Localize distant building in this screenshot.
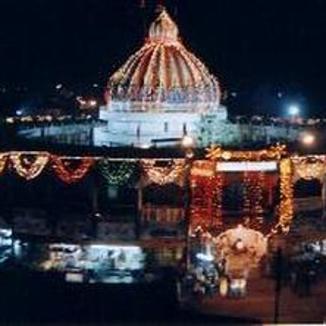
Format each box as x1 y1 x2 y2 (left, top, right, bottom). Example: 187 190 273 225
96 8 227 147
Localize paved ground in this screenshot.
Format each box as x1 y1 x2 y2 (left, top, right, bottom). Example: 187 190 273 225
197 275 326 324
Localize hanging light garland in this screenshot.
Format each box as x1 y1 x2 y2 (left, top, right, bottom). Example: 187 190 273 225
51 156 95 184
271 158 294 235
0 153 8 176
141 159 185 186
99 160 137 186
190 175 215 231
242 171 251 223
206 143 286 161
251 171 264 228
10 152 50 180
212 173 223 228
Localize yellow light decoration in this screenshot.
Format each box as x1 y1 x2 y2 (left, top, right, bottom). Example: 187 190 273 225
242 171 251 222
0 153 8 175
191 160 215 177
206 143 287 161
141 159 185 186
273 158 294 235
212 173 223 228
251 172 264 228
51 156 95 184
10 152 50 180
292 155 326 182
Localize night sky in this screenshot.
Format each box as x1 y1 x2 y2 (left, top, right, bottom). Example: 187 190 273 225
1 0 326 116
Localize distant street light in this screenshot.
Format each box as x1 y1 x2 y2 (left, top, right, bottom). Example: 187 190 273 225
288 104 300 117
301 132 315 146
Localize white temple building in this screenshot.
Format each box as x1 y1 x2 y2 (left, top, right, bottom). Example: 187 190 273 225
96 8 227 147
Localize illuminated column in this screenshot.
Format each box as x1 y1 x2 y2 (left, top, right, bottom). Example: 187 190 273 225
278 158 294 233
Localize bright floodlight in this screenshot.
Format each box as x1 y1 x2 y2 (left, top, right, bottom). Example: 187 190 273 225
288 104 300 116
301 133 315 146
181 135 195 148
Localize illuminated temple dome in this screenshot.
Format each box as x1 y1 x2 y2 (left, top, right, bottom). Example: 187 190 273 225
108 9 221 111
98 7 227 147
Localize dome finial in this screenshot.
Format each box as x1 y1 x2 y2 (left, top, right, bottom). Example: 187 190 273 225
149 6 179 42
155 0 165 13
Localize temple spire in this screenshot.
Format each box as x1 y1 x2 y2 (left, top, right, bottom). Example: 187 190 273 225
156 0 165 13
149 7 179 42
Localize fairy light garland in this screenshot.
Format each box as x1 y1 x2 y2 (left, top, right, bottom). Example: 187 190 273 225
99 160 137 186
10 152 50 180
141 159 185 186
206 143 286 161
51 156 95 184
212 173 223 228
190 175 215 231
242 171 251 222
252 171 264 228
272 158 294 235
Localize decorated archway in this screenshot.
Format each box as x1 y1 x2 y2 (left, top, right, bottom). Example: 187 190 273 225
189 144 294 237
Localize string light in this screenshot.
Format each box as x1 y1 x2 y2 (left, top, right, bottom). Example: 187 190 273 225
206 143 287 161
242 171 251 223
272 158 294 235
108 9 221 108
252 172 264 228
212 173 223 228
190 175 215 231
141 159 185 186
0 154 8 175
51 156 95 184
10 152 50 180
99 160 137 186
191 160 215 177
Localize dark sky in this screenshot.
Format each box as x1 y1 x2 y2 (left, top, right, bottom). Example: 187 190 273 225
1 0 326 115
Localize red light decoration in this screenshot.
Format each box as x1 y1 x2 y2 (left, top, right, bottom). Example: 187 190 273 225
190 160 224 232
51 156 95 184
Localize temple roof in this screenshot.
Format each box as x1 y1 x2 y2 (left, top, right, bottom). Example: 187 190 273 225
108 8 221 109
